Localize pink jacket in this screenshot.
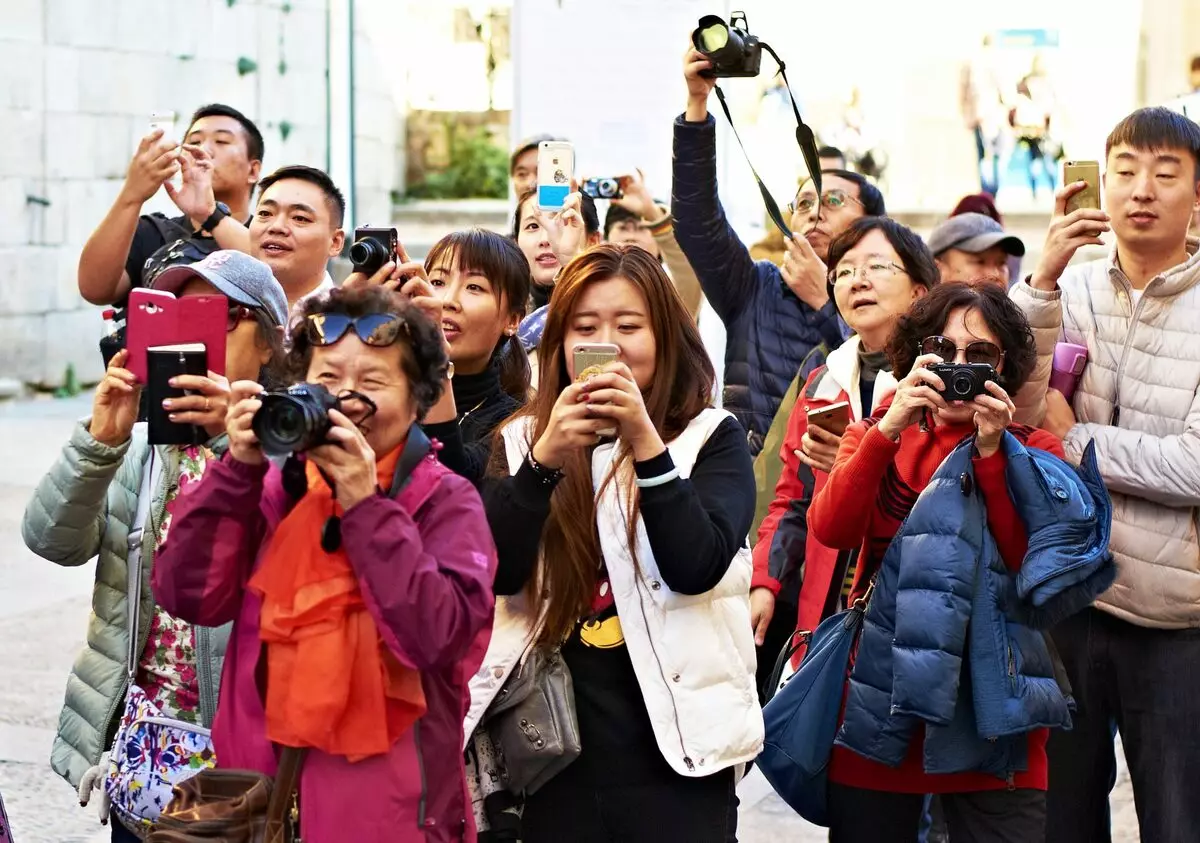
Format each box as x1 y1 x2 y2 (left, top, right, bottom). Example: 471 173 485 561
152 451 497 843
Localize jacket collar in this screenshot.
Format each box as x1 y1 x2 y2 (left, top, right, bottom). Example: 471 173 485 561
1107 236 1200 298
815 335 899 419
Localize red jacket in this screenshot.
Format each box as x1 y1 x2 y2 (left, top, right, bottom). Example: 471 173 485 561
152 450 497 842
753 338 896 661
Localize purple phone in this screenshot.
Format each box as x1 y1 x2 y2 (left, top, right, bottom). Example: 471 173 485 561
1049 342 1088 403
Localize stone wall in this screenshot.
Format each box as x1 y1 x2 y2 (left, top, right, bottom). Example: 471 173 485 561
0 0 401 388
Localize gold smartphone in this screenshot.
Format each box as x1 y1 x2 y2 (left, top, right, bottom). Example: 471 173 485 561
807 401 851 437
1063 160 1101 213
573 343 620 438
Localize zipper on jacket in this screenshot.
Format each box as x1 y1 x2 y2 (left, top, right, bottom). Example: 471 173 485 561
1109 275 1153 427
413 719 428 828
632 578 694 771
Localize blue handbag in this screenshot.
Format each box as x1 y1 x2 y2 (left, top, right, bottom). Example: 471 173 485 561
757 578 873 827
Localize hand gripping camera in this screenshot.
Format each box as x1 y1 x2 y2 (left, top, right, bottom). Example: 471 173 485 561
252 383 342 455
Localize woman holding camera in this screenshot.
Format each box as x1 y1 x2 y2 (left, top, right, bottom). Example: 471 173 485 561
22 251 287 842
471 244 761 842
807 282 1112 842
418 228 532 482
752 217 939 678
150 287 498 842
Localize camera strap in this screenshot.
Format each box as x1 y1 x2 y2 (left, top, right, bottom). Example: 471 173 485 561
712 47 822 239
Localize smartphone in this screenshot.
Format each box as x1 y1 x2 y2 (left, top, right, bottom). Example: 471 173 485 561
574 342 619 438
1063 160 1101 213
573 343 620 381
807 401 851 437
126 289 228 383
537 141 575 211
148 111 181 189
146 344 207 445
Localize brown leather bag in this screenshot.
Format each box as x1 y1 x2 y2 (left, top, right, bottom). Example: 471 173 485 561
147 747 305 843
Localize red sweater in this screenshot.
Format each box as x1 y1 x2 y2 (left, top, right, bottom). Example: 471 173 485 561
808 414 1065 794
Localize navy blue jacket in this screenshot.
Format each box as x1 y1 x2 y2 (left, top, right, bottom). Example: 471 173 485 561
671 114 844 456
838 433 1114 779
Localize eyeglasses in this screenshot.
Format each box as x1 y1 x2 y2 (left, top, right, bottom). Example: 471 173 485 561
226 305 258 332
788 189 864 215
831 261 908 286
305 313 406 347
920 335 1005 368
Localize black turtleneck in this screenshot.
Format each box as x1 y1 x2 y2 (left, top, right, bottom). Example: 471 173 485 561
530 282 552 311
421 365 523 483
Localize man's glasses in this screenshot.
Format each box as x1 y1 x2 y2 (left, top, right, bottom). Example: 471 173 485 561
788 189 864 215
920 335 1004 368
831 261 908 286
305 312 405 347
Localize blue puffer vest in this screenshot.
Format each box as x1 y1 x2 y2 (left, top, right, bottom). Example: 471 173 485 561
838 432 1114 779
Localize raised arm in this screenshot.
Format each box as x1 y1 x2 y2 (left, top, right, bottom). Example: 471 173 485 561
638 416 755 595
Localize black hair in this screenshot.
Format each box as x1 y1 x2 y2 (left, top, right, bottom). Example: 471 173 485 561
1105 107 1200 183
248 307 287 389
257 165 347 227
817 145 845 161
886 282 1036 395
604 203 644 239
798 169 887 217
424 228 532 401
287 287 448 420
509 134 568 174
510 188 600 239
186 103 265 163
825 216 939 308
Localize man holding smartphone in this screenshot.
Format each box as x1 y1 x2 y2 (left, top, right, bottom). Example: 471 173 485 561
1011 107 1200 843
78 104 264 307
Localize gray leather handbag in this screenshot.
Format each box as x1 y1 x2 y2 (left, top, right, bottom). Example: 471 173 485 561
485 648 581 795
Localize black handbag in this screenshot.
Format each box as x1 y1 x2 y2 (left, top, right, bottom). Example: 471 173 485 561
485 648 581 795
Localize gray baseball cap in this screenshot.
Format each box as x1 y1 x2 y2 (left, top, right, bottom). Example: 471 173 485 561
928 213 1026 258
153 250 289 327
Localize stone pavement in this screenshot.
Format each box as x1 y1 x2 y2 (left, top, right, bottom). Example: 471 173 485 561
0 394 1138 842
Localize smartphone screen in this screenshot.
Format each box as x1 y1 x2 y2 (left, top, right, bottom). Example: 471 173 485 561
537 141 575 211
1063 161 1101 213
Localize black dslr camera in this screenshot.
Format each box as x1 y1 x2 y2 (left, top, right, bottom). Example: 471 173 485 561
252 383 341 455
928 363 996 402
692 12 762 78
349 226 399 275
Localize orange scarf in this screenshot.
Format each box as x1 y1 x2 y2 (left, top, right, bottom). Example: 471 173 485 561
248 447 426 760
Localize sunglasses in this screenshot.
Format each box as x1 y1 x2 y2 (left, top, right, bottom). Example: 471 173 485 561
920 335 1004 368
226 304 258 332
305 313 406 347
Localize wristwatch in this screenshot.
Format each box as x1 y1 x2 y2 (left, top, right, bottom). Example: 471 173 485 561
199 202 230 234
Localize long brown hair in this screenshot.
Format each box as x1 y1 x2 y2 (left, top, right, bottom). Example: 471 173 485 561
492 244 714 648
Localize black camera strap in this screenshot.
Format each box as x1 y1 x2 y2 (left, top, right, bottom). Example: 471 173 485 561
712 45 822 239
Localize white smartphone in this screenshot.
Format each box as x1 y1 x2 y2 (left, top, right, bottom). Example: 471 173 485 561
537 141 575 211
148 111 181 189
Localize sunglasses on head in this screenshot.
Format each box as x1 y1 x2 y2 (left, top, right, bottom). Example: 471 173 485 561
305 313 406 347
920 335 1004 368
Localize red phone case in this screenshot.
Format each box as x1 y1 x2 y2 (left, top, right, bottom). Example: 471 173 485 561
126 289 228 382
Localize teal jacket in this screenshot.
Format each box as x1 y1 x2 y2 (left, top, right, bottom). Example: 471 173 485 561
21 420 231 788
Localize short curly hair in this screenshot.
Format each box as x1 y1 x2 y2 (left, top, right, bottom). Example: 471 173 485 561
886 281 1037 395
286 286 448 419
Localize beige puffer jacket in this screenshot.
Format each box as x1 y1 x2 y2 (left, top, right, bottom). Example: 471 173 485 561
1011 237 1200 629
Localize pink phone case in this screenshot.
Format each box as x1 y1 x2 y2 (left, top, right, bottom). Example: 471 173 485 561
126 289 228 382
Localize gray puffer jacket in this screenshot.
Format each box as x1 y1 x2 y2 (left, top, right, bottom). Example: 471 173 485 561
21 420 231 788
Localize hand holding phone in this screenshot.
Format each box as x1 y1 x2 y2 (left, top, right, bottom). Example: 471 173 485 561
806 401 851 437
148 111 182 192
574 343 620 437
1063 161 1101 214
146 344 207 445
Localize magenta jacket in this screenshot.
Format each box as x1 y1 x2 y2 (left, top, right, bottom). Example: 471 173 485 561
152 451 497 843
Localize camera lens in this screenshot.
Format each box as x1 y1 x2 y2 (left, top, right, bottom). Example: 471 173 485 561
951 373 975 397
349 238 388 273
598 178 619 198
252 385 338 455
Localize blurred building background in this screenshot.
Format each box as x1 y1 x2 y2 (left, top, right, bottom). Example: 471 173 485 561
0 0 1197 389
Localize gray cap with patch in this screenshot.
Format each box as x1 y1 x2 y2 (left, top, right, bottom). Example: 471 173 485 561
152 250 290 327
